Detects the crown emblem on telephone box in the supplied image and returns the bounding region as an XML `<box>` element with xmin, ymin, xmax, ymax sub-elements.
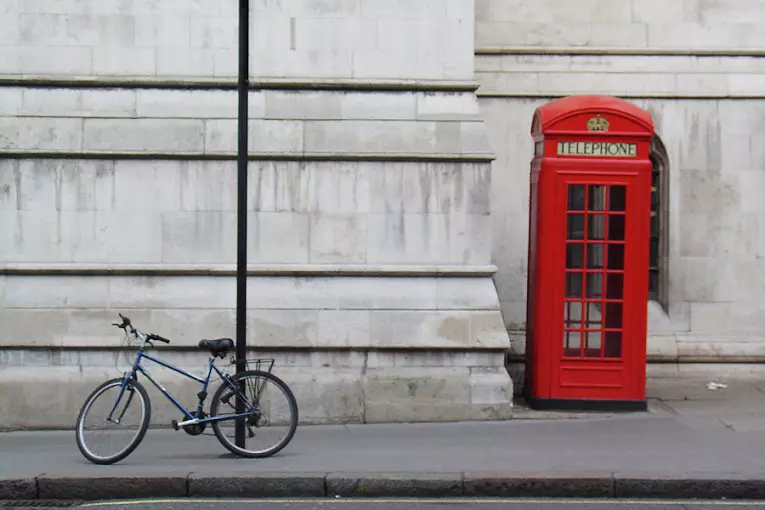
<box><xmin>587</xmin><ymin>115</ymin><xmax>610</xmax><ymax>132</ymax></box>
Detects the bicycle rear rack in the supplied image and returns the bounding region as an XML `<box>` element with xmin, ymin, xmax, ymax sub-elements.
<box><xmin>229</xmin><ymin>357</ymin><xmax>275</xmax><ymax>374</ymax></box>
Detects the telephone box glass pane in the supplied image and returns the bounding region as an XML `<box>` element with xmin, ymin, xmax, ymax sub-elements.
<box><xmin>566</xmin><ymin>272</ymin><xmax>583</xmax><ymax>297</ymax></box>
<box><xmin>585</xmin><ymin>331</ymin><xmax>602</xmax><ymax>357</ymax></box>
<box><xmin>586</xmin><ymin>244</ymin><xmax>604</xmax><ymax>269</ymax></box>
<box><xmin>566</xmin><ymin>244</ymin><xmax>584</xmax><ymax>268</ymax></box>
<box><xmin>606</xmin><ymin>273</ymin><xmax>624</xmax><ymax>299</ymax></box>
<box><xmin>585</xmin><ymin>302</ymin><xmax>602</xmax><ymax>328</ymax></box>
<box><xmin>564</xmin><ymin>330</ymin><xmax>581</xmax><ymax>356</ymax></box>
<box><xmin>609</xmin><ymin>185</ymin><xmax>626</xmax><ymax>211</ymax></box>
<box><xmin>568</xmin><ymin>185</ymin><xmax>586</xmax><ymax>211</ymax></box>
<box><xmin>588</xmin><ymin>185</ymin><xmax>607</xmax><ymax>211</ymax></box>
<box><xmin>567</xmin><ymin>215</ymin><xmax>585</xmax><ymax>239</ymax></box>
<box><xmin>608</xmin><ymin>215</ymin><xmax>625</xmax><ymax>241</ymax></box>
<box><xmin>585</xmin><ymin>273</ymin><xmax>603</xmax><ymax>299</ymax></box>
<box><xmin>588</xmin><ymin>215</ymin><xmax>605</xmax><ymax>240</ymax></box>
<box><xmin>607</xmin><ymin>244</ymin><xmax>624</xmax><ymax>269</ymax></box>
<box><xmin>605</xmin><ymin>302</ymin><xmax>623</xmax><ymax>329</ymax></box>
<box><xmin>564</xmin><ymin>301</ymin><xmax>583</xmax><ymax>326</ymax></box>
<box><xmin>604</xmin><ymin>331</ymin><xmax>622</xmax><ymax>358</ymax></box>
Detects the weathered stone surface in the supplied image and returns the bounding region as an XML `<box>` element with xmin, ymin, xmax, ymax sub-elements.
<box><xmin>0</xmin><ymin>477</ymin><xmax>36</xmax><ymax>499</ymax></box>
<box><xmin>464</xmin><ymin>472</ymin><xmax>614</xmax><ymax>497</ymax></box>
<box><xmin>326</xmin><ymin>472</ymin><xmax>463</xmax><ymax>497</ymax></box>
<box><xmin>615</xmin><ymin>474</ymin><xmax>765</xmax><ymax>499</ymax></box>
<box><xmin>188</xmin><ymin>472</ymin><xmax>325</xmax><ymax>497</ymax></box>
<box><xmin>37</xmin><ymin>472</ymin><xmax>188</xmax><ymax>500</ymax></box>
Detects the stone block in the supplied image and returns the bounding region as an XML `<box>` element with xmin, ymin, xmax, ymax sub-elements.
<box><xmin>304</xmin><ymin>120</ymin><xmax>435</xmax><ymax>155</ymax></box>
<box><xmin>4</xmin><ymin>276</ymin><xmax>109</xmax><ymax>309</ymax></box>
<box><xmin>135</xmin><ymin>15</ymin><xmax>192</xmax><ymax>47</ymax></box>
<box><xmin>475</xmin><ymin>21</ymin><xmax>530</xmax><ymax>47</ymax></box>
<box><xmin>464</xmin><ymin>472</ymin><xmax>613</xmax><ymax>497</ymax></box>
<box><xmin>93</xmin><ymin>47</ymin><xmax>156</xmax><ymax>76</ymax></box>
<box><xmin>189</xmin><ymin>472</ymin><xmax>325</xmax><ymax>497</ymax></box>
<box><xmin>253</xmin><ymin>49</ymin><xmax>354</xmax><ymax>80</ymax></box>
<box><xmin>179</xmin><ymin>161</ymin><xmax>236</xmax><ymax>211</ymax></box>
<box><xmin>246</xmin><ymin>277</ymin><xmax>339</xmax><ymax>310</ymax></box>
<box><xmin>336</xmin><ymin>277</ymin><xmax>438</xmax><ymax>310</ymax></box>
<box><xmin>296</xmin><ymin>17</ymin><xmax>377</xmax><ymax>52</ymax></box>
<box><xmin>417</xmin><ymin>92</ymin><xmax>480</xmax><ymax>120</ymax></box>
<box><xmin>0</xmin><ymin>210</ymin><xmax>72</xmax><ymax>263</ymax></box>
<box><xmin>249</xmin><ymin>212</ymin><xmax>311</xmax><ymax>264</ymax></box>
<box><xmin>365</xmin><ymin>211</ymin><xmax>484</xmax><ymax>265</ymax></box>
<box><xmin>14</xmin><ymin>117</ymin><xmax>83</xmax><ymax>152</ymax></box>
<box><xmin>246</xmin><ymin>309</ymin><xmax>319</xmax><ymax>348</ymax></box>
<box><xmin>326</xmin><ymin>472</ymin><xmax>463</xmax><ymax>497</ymax></box>
<box><xmin>204</xmin><ymin>119</ymin><xmax>304</xmax><ymax>154</ymax></box>
<box><xmin>109</xmin><ymin>276</ymin><xmax>236</xmax><ymax>309</ymax></box>
<box><xmin>0</xmin><ymin>88</ymin><xmax>20</xmax><ymax>116</ymax></box>
<box><xmin>317</xmin><ymin>310</ymin><xmax>371</xmax><ymax>347</ymax></box>
<box><xmin>213</xmin><ymin>48</ymin><xmax>237</xmax><ymax>77</ymax></box>
<box><xmin>265</xmin><ymin>90</ymin><xmax>342</xmax><ymax>120</ymax></box>
<box><xmin>156</xmin><ymin>47</ymin><xmax>215</xmax><ymax>77</ymax></box>
<box><xmin>341</xmin><ymin>92</ymin><xmax>416</xmax><ymax>120</ymax></box>
<box><xmin>0</xmin><ymin>477</ymin><xmax>37</xmax><ymax>499</ymax></box>
<box><xmin>363</xmin><ymin>366</ymin><xmax>472</xmax><ymax>422</ymax></box>
<box><xmin>162</xmin><ymin>211</ymin><xmax>236</xmax><ymax>263</ymax></box>
<box><xmin>614</xmin><ymin>474</ymin><xmax>765</xmax><ymax>499</ymax></box>
<box><xmin>277</xmin><ymin>369</ymin><xmax>364</xmax><ymax>424</ymax></box>
<box><xmin>0</xmin><ymin>47</ymin><xmax>20</xmax><ymax>74</ymax></box>
<box><xmin>369</xmin><ymin>311</ymin><xmax>473</xmax><ymax>348</ymax></box>
<box><xmin>69</xmin><ymin>210</ymin><xmax>164</xmax><ymax>263</ymax></box>
<box><xmin>436</xmin><ymin>278</ymin><xmax>500</xmax><ymax>310</ymax></box>
<box><xmin>19</xmin><ymin>13</ymin><xmax>65</xmax><ymax>45</ymax></box>
<box><xmin>309</xmin><ymin>213</ymin><xmax>367</xmax><ymax>263</ymax></box>
<box><xmin>38</xmin><ymin>473</ymin><xmax>188</xmax><ymax>500</ymax></box>
<box><xmin>84</xmin><ymin>119</ymin><xmax>205</xmax><ymax>153</ymax></box>
<box><xmin>469</xmin><ymin>367</ymin><xmax>512</xmax><ymax>419</ymax></box>
<box><xmin>114</xmin><ymin>160</ymin><xmax>182</xmax><ymax>211</ymax></box>
<box><xmin>65</xmin><ymin>13</ymin><xmax>135</xmax><ymax>46</ymax></box>
<box><xmin>189</xmin><ymin>16</ymin><xmax>238</xmax><ymax>49</ymax></box>
<box><xmin>359</xmin><ymin>0</ymin><xmax>446</xmax><ymax>19</ymax></box>
<box><xmin>471</xmin><ymin>311</ymin><xmax>511</xmax><ymax>348</ymax></box>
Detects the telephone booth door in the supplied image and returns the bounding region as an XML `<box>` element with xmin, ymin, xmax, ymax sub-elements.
<box><xmin>557</xmin><ymin>176</ymin><xmax>646</xmax><ymax>402</ymax></box>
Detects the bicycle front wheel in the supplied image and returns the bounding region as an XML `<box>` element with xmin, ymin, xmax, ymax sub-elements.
<box><xmin>210</xmin><ymin>370</ymin><xmax>298</xmax><ymax>458</ymax></box>
<box><xmin>75</xmin><ymin>377</ymin><xmax>151</xmax><ymax>465</ymax></box>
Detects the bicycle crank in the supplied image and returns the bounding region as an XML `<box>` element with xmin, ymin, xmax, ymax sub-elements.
<box><xmin>181</xmin><ymin>411</ymin><xmax>207</xmax><ymax>436</ymax></box>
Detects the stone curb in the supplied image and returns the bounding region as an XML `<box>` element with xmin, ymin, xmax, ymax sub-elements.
<box><xmin>4</xmin><ymin>473</ymin><xmax>765</xmax><ymax>500</ymax></box>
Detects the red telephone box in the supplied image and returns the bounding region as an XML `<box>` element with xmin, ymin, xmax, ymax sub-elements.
<box><xmin>524</xmin><ymin>95</ymin><xmax>654</xmax><ymax>411</ymax></box>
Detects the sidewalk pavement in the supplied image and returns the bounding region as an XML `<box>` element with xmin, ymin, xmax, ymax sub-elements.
<box><xmin>3</xmin><ymin>377</ymin><xmax>765</xmax><ymax>501</ymax></box>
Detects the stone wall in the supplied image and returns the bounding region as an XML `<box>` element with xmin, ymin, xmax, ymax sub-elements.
<box><xmin>0</xmin><ymin>0</ymin><xmax>513</xmax><ymax>429</ymax></box>
<box><xmin>474</xmin><ymin>0</ymin><xmax>765</xmax><ymax>377</ymax></box>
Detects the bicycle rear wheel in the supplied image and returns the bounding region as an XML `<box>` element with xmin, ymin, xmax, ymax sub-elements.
<box><xmin>210</xmin><ymin>370</ymin><xmax>298</xmax><ymax>458</ymax></box>
<box><xmin>75</xmin><ymin>377</ymin><xmax>151</xmax><ymax>465</ymax></box>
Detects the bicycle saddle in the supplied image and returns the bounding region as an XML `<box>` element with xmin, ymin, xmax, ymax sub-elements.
<box><xmin>199</xmin><ymin>338</ymin><xmax>234</xmax><ymax>356</ymax></box>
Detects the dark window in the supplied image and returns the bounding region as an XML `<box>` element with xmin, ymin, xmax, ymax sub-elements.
<box><xmin>649</xmin><ymin>136</ymin><xmax>670</xmax><ymax>311</ymax></box>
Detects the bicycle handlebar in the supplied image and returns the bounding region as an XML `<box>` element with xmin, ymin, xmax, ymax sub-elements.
<box><xmin>112</xmin><ymin>314</ymin><xmax>171</xmax><ymax>345</ymax></box>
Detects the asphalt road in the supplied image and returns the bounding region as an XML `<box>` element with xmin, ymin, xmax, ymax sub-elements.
<box><xmin>75</xmin><ymin>499</ymin><xmax>765</xmax><ymax>510</ymax></box>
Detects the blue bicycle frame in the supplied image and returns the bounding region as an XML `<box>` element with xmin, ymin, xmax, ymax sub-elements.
<box><xmin>109</xmin><ymin>346</ymin><xmax>257</xmax><ymax>426</ymax></box>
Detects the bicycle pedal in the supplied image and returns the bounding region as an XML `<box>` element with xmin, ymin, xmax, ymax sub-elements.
<box><xmin>171</xmin><ymin>419</ymin><xmax>179</xmax><ymax>431</ymax></box>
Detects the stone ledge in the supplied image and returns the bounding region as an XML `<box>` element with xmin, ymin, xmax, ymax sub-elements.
<box><xmin>0</xmin><ymin>76</ymin><xmax>481</xmax><ymax>92</ymax></box>
<box><xmin>476</xmin><ymin>46</ymin><xmax>765</xmax><ymax>57</ymax></box>
<box><xmin>8</xmin><ymin>472</ymin><xmax>765</xmax><ymax>499</ymax></box>
<box><xmin>0</xmin><ymin>263</ymin><xmax>498</xmax><ymax>277</ymax></box>
<box><xmin>0</xmin><ymin>150</ymin><xmax>495</xmax><ymax>163</ymax></box>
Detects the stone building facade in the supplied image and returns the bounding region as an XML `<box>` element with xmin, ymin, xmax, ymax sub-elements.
<box><xmin>1</xmin><ymin>0</ymin><xmax>764</xmax><ymax>428</ymax></box>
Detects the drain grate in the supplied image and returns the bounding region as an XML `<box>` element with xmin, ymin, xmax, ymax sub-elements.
<box><xmin>0</xmin><ymin>501</ymin><xmax>83</xmax><ymax>508</ymax></box>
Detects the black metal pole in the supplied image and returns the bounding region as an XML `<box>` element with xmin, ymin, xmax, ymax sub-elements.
<box><xmin>235</xmin><ymin>0</ymin><xmax>249</xmax><ymax>449</ymax></box>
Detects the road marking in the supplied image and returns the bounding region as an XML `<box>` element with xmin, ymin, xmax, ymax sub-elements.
<box><xmin>80</xmin><ymin>497</ymin><xmax>765</xmax><ymax>507</ymax></box>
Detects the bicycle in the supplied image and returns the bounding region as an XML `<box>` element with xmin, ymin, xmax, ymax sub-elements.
<box><xmin>75</xmin><ymin>314</ymin><xmax>298</xmax><ymax>465</ymax></box>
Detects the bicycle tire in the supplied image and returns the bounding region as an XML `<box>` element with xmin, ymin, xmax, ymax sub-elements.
<box><xmin>210</xmin><ymin>370</ymin><xmax>298</xmax><ymax>458</ymax></box>
<box><xmin>75</xmin><ymin>377</ymin><xmax>151</xmax><ymax>465</ymax></box>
